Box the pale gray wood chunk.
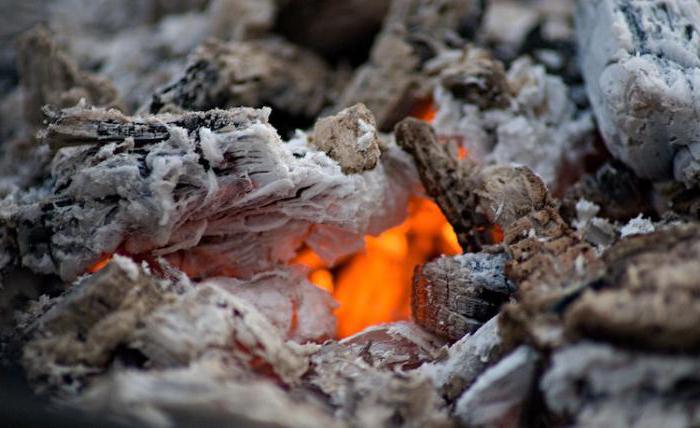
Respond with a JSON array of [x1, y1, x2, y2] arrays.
[[576, 0, 700, 183]]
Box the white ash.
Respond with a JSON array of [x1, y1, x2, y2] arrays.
[[432, 51, 594, 187], [308, 337, 452, 428], [136, 281, 318, 385], [419, 315, 504, 400], [454, 345, 540, 428], [71, 355, 340, 428], [576, 0, 700, 184], [3, 106, 417, 281], [573, 198, 600, 229], [541, 341, 700, 428], [574, 198, 617, 248], [620, 214, 656, 238], [200, 268, 337, 343]]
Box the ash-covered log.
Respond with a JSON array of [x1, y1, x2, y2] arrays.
[[3, 104, 417, 281], [576, 0, 700, 184]]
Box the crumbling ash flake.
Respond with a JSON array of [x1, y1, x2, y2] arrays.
[[619, 214, 655, 238]]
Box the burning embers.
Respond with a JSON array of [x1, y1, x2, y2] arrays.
[[296, 196, 461, 338]]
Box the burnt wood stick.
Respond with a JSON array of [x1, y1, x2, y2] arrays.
[[395, 118, 600, 348], [395, 118, 486, 250], [412, 253, 513, 341]]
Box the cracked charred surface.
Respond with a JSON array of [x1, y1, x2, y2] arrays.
[[412, 253, 513, 341]]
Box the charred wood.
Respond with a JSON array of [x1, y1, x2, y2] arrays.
[[412, 253, 513, 340], [148, 37, 333, 123], [335, 0, 484, 131], [565, 224, 700, 352], [4, 105, 416, 281]]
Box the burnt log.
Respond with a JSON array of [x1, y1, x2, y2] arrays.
[[335, 0, 484, 131], [148, 37, 333, 123], [412, 253, 513, 340], [3, 105, 417, 281]]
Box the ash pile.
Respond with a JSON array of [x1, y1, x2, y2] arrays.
[[2, 1, 700, 427]]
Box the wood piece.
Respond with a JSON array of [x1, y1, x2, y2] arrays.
[[412, 253, 513, 340], [335, 0, 484, 131], [5, 106, 416, 281], [21, 255, 173, 394], [310, 103, 382, 174], [565, 224, 700, 351], [542, 341, 700, 427], [419, 315, 504, 401], [454, 345, 540, 428], [395, 118, 552, 250], [148, 37, 333, 120], [576, 0, 700, 184], [395, 118, 598, 348]]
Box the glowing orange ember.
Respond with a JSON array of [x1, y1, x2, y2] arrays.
[[86, 253, 113, 273], [295, 197, 462, 338], [410, 97, 438, 123]]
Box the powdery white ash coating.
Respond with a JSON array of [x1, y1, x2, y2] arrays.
[[3, 106, 418, 281], [576, 0, 700, 184]]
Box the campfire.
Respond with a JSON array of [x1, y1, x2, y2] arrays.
[[3, 1, 700, 427]]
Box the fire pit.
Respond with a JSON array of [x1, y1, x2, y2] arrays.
[[2, 1, 700, 427]]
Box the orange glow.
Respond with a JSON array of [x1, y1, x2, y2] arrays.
[[458, 146, 469, 160], [294, 197, 462, 338], [86, 253, 113, 273], [410, 97, 437, 123], [309, 269, 334, 293], [490, 224, 504, 244]]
